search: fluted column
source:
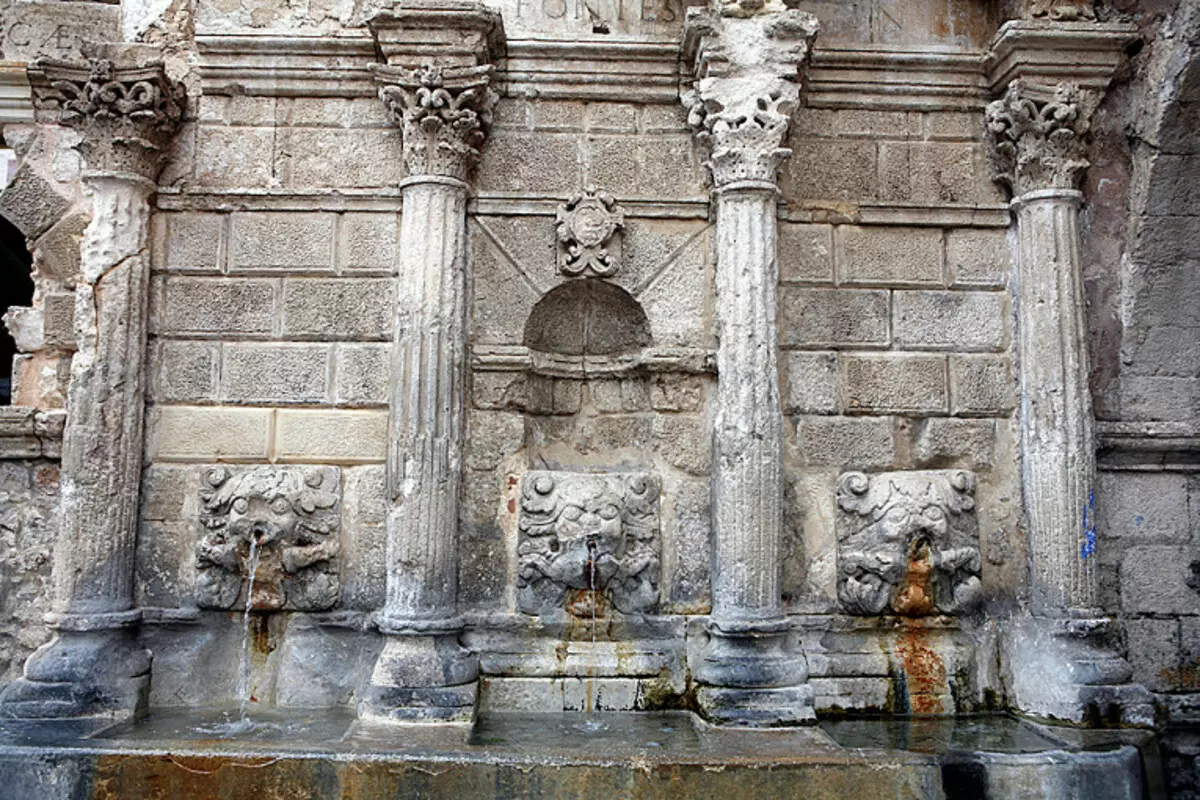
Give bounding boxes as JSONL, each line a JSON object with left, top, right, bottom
{"left": 986, "top": 77, "right": 1151, "bottom": 724}
{"left": 360, "top": 5, "right": 503, "bottom": 723}
{"left": 682, "top": 0, "right": 818, "bottom": 727}
{"left": 383, "top": 178, "right": 469, "bottom": 624}
{"left": 0, "top": 52, "right": 184, "bottom": 720}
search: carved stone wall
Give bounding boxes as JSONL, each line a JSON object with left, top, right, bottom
{"left": 836, "top": 470, "right": 981, "bottom": 616}
{"left": 516, "top": 470, "right": 661, "bottom": 617}
{"left": 195, "top": 465, "right": 341, "bottom": 612}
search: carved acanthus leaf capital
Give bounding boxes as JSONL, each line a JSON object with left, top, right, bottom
{"left": 984, "top": 79, "right": 1098, "bottom": 197}
{"left": 372, "top": 63, "right": 497, "bottom": 183}
{"left": 682, "top": 6, "right": 819, "bottom": 188}
{"left": 32, "top": 57, "right": 185, "bottom": 179}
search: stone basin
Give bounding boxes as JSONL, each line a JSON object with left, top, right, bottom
{"left": 0, "top": 711, "right": 1163, "bottom": 799}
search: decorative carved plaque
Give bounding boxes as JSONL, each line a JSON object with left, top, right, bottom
{"left": 556, "top": 187, "right": 625, "bottom": 277}
{"left": 194, "top": 465, "right": 342, "bottom": 612}
{"left": 836, "top": 470, "right": 982, "bottom": 616}
{"left": 517, "top": 470, "right": 660, "bottom": 616}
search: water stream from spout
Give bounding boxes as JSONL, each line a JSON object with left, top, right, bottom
{"left": 236, "top": 536, "right": 261, "bottom": 720}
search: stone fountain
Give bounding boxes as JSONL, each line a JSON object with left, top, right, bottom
{"left": 0, "top": 0, "right": 1182, "bottom": 797}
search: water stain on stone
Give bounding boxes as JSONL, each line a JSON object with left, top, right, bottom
{"left": 895, "top": 627, "right": 947, "bottom": 715}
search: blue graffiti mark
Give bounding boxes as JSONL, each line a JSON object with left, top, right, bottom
{"left": 1081, "top": 490, "right": 1098, "bottom": 559}
{"left": 1135, "top": 515, "right": 1145, "bottom": 527}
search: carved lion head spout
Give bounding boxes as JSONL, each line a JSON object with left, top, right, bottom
{"left": 517, "top": 471, "right": 661, "bottom": 618}
{"left": 194, "top": 466, "right": 342, "bottom": 612}
{"left": 836, "top": 470, "right": 983, "bottom": 617}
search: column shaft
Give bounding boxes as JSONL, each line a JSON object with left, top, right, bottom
{"left": 383, "top": 179, "right": 469, "bottom": 624}
{"left": 1013, "top": 190, "right": 1097, "bottom": 615}
{"left": 711, "top": 187, "right": 784, "bottom": 624}
{"left": 52, "top": 173, "right": 154, "bottom": 619}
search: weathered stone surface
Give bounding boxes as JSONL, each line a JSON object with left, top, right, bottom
{"left": 221, "top": 343, "right": 330, "bottom": 404}
{"left": 794, "top": 416, "right": 896, "bottom": 470}
{"left": 912, "top": 418, "right": 997, "bottom": 470}
{"left": 783, "top": 351, "right": 840, "bottom": 414}
{"left": 158, "top": 278, "right": 277, "bottom": 336}
{"left": 281, "top": 278, "right": 393, "bottom": 340}
{"left": 150, "top": 340, "right": 219, "bottom": 403}
{"left": 947, "top": 229, "right": 1010, "bottom": 288}
{"left": 780, "top": 287, "right": 890, "bottom": 349}
{"left": 1121, "top": 547, "right": 1200, "bottom": 616}
{"left": 949, "top": 354, "right": 1015, "bottom": 416}
{"left": 837, "top": 226, "right": 942, "bottom": 286}
{"left": 0, "top": 163, "right": 70, "bottom": 238}
{"left": 843, "top": 354, "right": 947, "bottom": 415}
{"left": 0, "top": 462, "right": 58, "bottom": 686}
{"left": 230, "top": 213, "right": 335, "bottom": 272}
{"left": 893, "top": 291, "right": 1007, "bottom": 351}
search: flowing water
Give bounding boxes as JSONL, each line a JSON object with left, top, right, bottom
{"left": 192, "top": 537, "right": 277, "bottom": 738}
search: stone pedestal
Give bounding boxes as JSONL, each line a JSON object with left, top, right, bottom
{"left": 0, "top": 51, "right": 184, "bottom": 720}
{"left": 360, "top": 6, "right": 503, "bottom": 724}
{"left": 983, "top": 42, "right": 1152, "bottom": 725}
{"left": 681, "top": 1, "right": 819, "bottom": 727}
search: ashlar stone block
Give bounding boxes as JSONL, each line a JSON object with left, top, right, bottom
{"left": 780, "top": 287, "right": 890, "bottom": 349}
{"left": 230, "top": 212, "right": 335, "bottom": 272}
{"left": 281, "top": 278, "right": 393, "bottom": 340}
{"left": 838, "top": 226, "right": 943, "bottom": 287}
{"left": 893, "top": 290, "right": 1007, "bottom": 351}
{"left": 843, "top": 354, "right": 948, "bottom": 415}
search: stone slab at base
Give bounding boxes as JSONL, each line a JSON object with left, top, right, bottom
{"left": 0, "top": 710, "right": 1157, "bottom": 800}
{"left": 695, "top": 685, "right": 816, "bottom": 727}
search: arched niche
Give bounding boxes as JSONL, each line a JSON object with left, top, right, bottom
{"left": 523, "top": 279, "right": 652, "bottom": 359}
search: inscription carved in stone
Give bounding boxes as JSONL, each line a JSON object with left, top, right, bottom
{"left": 195, "top": 466, "right": 342, "bottom": 612}
{"left": 836, "top": 470, "right": 982, "bottom": 616}
{"left": 373, "top": 64, "right": 497, "bottom": 182}
{"left": 984, "top": 79, "right": 1097, "bottom": 197}
{"left": 517, "top": 471, "right": 660, "bottom": 617}
{"left": 556, "top": 187, "right": 625, "bottom": 277}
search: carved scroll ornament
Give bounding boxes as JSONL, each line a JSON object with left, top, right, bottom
{"left": 984, "top": 79, "right": 1097, "bottom": 197}
{"left": 556, "top": 187, "right": 625, "bottom": 277}
{"left": 517, "top": 471, "right": 661, "bottom": 617}
{"left": 195, "top": 466, "right": 342, "bottom": 611}
{"left": 33, "top": 57, "right": 185, "bottom": 177}
{"left": 836, "top": 470, "right": 982, "bottom": 616}
{"left": 374, "top": 64, "right": 497, "bottom": 182}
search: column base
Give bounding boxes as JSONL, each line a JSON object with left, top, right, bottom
{"left": 691, "top": 618, "right": 814, "bottom": 727}
{"left": 359, "top": 623, "right": 479, "bottom": 724}
{"left": 1006, "top": 615, "right": 1154, "bottom": 727}
{"left": 696, "top": 685, "right": 816, "bottom": 727}
{"left": 0, "top": 616, "right": 150, "bottom": 721}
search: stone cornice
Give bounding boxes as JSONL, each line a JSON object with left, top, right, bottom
{"left": 681, "top": 4, "right": 820, "bottom": 188}
{"left": 0, "top": 62, "right": 34, "bottom": 125}
{"left": 367, "top": 1, "right": 505, "bottom": 69}
{"left": 28, "top": 51, "right": 185, "bottom": 179}
{"left": 0, "top": 407, "right": 65, "bottom": 460}
{"left": 985, "top": 20, "right": 1139, "bottom": 96}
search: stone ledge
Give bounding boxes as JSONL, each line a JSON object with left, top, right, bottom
{"left": 0, "top": 62, "right": 33, "bottom": 125}
{"left": 0, "top": 406, "right": 65, "bottom": 460}
{"left": 1097, "top": 421, "right": 1200, "bottom": 472}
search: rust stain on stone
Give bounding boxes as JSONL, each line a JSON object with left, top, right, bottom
{"left": 895, "top": 627, "right": 947, "bottom": 715}
{"left": 1161, "top": 656, "right": 1200, "bottom": 690}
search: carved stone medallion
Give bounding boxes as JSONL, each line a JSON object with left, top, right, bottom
{"left": 516, "top": 471, "right": 660, "bottom": 617}
{"left": 194, "top": 465, "right": 342, "bottom": 612}
{"left": 836, "top": 470, "right": 982, "bottom": 616}
{"left": 556, "top": 187, "right": 625, "bottom": 278}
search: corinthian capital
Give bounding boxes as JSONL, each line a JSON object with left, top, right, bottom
{"left": 984, "top": 79, "right": 1098, "bottom": 198}
{"left": 31, "top": 55, "right": 185, "bottom": 179}
{"left": 372, "top": 64, "right": 497, "bottom": 183}
{"left": 682, "top": 3, "right": 819, "bottom": 189}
